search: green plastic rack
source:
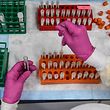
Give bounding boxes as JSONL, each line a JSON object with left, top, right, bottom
{"left": 0, "top": 42, "right": 9, "bottom": 87}
{"left": 0, "top": 0, "right": 26, "bottom": 34}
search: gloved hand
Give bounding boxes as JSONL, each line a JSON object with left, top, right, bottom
{"left": 3, "top": 61, "right": 37, "bottom": 104}
{"left": 56, "top": 21, "right": 95, "bottom": 61}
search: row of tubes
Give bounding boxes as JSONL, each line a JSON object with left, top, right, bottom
{"left": 40, "top": 17, "right": 92, "bottom": 26}
{"left": 41, "top": 61, "right": 91, "bottom": 69}
{"left": 40, "top": 8, "right": 91, "bottom": 17}
{"left": 42, "top": 51, "right": 63, "bottom": 59}
{"left": 42, "top": 71, "right": 100, "bottom": 80}
{"left": 40, "top": 1, "right": 59, "bottom": 9}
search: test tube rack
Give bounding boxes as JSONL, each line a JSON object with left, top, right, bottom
{"left": 37, "top": 3, "right": 93, "bottom": 31}
{"left": 38, "top": 53, "right": 101, "bottom": 85}
{"left": 0, "top": 0, "right": 26, "bottom": 34}
{"left": 0, "top": 42, "right": 9, "bottom": 87}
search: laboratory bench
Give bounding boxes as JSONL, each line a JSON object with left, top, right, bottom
{"left": 0, "top": 0, "right": 110, "bottom": 103}
{"left": 0, "top": 54, "right": 110, "bottom": 103}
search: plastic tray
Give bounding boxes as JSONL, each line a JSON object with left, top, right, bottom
{"left": 0, "top": 42, "right": 9, "bottom": 87}
{"left": 0, "top": 0, "right": 26, "bottom": 34}
{"left": 37, "top": 5, "right": 93, "bottom": 31}
{"left": 38, "top": 54, "right": 101, "bottom": 85}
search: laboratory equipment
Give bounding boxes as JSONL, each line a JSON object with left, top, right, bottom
{"left": 37, "top": 1, "right": 93, "bottom": 31}
{"left": 0, "top": 0, "right": 26, "bottom": 34}
{"left": 0, "top": 42, "right": 9, "bottom": 87}
{"left": 38, "top": 52, "right": 100, "bottom": 85}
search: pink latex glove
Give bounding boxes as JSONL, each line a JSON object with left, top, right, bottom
{"left": 56, "top": 21, "right": 95, "bottom": 61}
{"left": 3, "top": 61, "right": 37, "bottom": 104}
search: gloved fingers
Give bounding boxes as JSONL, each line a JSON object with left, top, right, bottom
{"left": 56, "top": 25, "right": 67, "bottom": 46}
{"left": 56, "top": 25, "right": 65, "bottom": 33}
{"left": 56, "top": 25, "right": 73, "bottom": 46}
{"left": 7, "top": 60, "right": 35, "bottom": 79}
{"left": 62, "top": 37, "right": 66, "bottom": 46}
{"left": 15, "top": 65, "right": 37, "bottom": 80}
{"left": 58, "top": 31, "right": 63, "bottom": 36}
{"left": 11, "top": 60, "right": 33, "bottom": 72}
{"left": 18, "top": 71, "right": 31, "bottom": 83}
{"left": 10, "top": 61, "right": 24, "bottom": 72}
{"left": 21, "top": 64, "right": 37, "bottom": 73}
{"left": 80, "top": 25, "right": 87, "bottom": 30}
{"left": 56, "top": 25, "right": 68, "bottom": 35}
{"left": 29, "top": 65, "right": 37, "bottom": 72}
{"left": 59, "top": 20, "right": 79, "bottom": 35}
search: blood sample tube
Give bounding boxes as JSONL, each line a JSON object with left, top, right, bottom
{"left": 40, "top": 9, "right": 44, "bottom": 17}
{"left": 51, "top": 9, "right": 55, "bottom": 17}
{"left": 83, "top": 71, "right": 89, "bottom": 79}
{"left": 59, "top": 61, "right": 64, "bottom": 69}
{"left": 70, "top": 62, "right": 76, "bottom": 68}
{"left": 61, "top": 9, "right": 66, "bottom": 17}
{"left": 60, "top": 72, "right": 65, "bottom": 79}
{"left": 53, "top": 62, "right": 58, "bottom": 69}
{"left": 54, "top": 72, "right": 59, "bottom": 80}
{"left": 56, "top": 9, "right": 60, "bottom": 17}
{"left": 51, "top": 18, "right": 55, "bottom": 26}
{"left": 48, "top": 72, "right": 52, "bottom": 80}
{"left": 46, "top": 9, "right": 50, "bottom": 17}
{"left": 95, "top": 72, "right": 100, "bottom": 79}
{"left": 41, "top": 62, "right": 46, "bottom": 69}
{"left": 56, "top": 18, "right": 60, "bottom": 25}
{"left": 88, "top": 18, "right": 92, "bottom": 25}
{"left": 42, "top": 72, "right": 47, "bottom": 80}
{"left": 71, "top": 9, "right": 76, "bottom": 17}
{"left": 77, "top": 72, "right": 83, "bottom": 79}
{"left": 89, "top": 73, "right": 95, "bottom": 79}
{"left": 71, "top": 72, "right": 76, "bottom": 79}
{"left": 23, "top": 56, "right": 29, "bottom": 71}
{"left": 65, "top": 61, "right": 70, "bottom": 69}
{"left": 72, "top": 18, "right": 76, "bottom": 24}
{"left": 48, "top": 61, "right": 52, "bottom": 69}
{"left": 41, "top": 18, "right": 45, "bottom": 26}
{"left": 46, "top": 18, "right": 50, "bottom": 25}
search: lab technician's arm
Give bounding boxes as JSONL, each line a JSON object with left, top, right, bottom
{"left": 1, "top": 61, "right": 37, "bottom": 110}
{"left": 56, "top": 21, "right": 110, "bottom": 86}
